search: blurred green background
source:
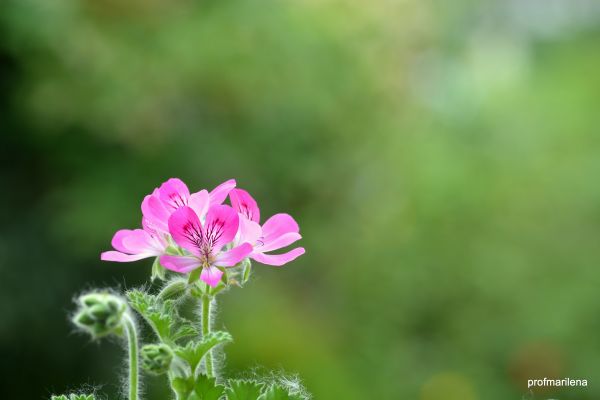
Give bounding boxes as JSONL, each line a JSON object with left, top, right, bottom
{"left": 1, "top": 0, "right": 600, "bottom": 399}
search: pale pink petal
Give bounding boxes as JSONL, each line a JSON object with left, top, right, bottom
{"left": 111, "top": 229, "right": 133, "bottom": 253}
{"left": 141, "top": 193, "right": 170, "bottom": 233}
{"left": 209, "top": 179, "right": 236, "bottom": 206}
{"left": 251, "top": 247, "right": 305, "bottom": 266}
{"left": 158, "top": 178, "right": 190, "bottom": 211}
{"left": 188, "top": 190, "right": 209, "bottom": 218}
{"left": 237, "top": 217, "right": 262, "bottom": 246}
{"left": 101, "top": 251, "right": 154, "bottom": 262}
{"left": 260, "top": 232, "right": 302, "bottom": 252}
{"left": 229, "top": 188, "right": 260, "bottom": 223}
{"left": 203, "top": 205, "right": 239, "bottom": 253}
{"left": 168, "top": 207, "right": 203, "bottom": 256}
{"left": 214, "top": 243, "right": 253, "bottom": 267}
{"left": 142, "top": 218, "right": 169, "bottom": 248}
{"left": 261, "top": 214, "right": 300, "bottom": 242}
{"left": 200, "top": 265, "right": 224, "bottom": 287}
{"left": 160, "top": 255, "right": 200, "bottom": 273}
{"left": 122, "top": 229, "right": 161, "bottom": 254}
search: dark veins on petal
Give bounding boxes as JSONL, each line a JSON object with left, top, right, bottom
{"left": 167, "top": 193, "right": 187, "bottom": 210}
{"left": 183, "top": 222, "right": 203, "bottom": 248}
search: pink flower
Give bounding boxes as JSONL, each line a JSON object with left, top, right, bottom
{"left": 230, "top": 189, "right": 305, "bottom": 266}
{"left": 101, "top": 222, "right": 168, "bottom": 262}
{"left": 160, "top": 205, "right": 253, "bottom": 287}
{"left": 142, "top": 178, "right": 236, "bottom": 234}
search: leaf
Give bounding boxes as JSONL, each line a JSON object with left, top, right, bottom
{"left": 127, "top": 290, "right": 173, "bottom": 342}
{"left": 193, "top": 374, "right": 224, "bottom": 400}
{"left": 51, "top": 395, "right": 95, "bottom": 400}
{"left": 225, "top": 379, "right": 263, "bottom": 400}
{"left": 257, "top": 385, "right": 303, "bottom": 400}
{"left": 126, "top": 289, "right": 197, "bottom": 343}
{"left": 172, "top": 376, "right": 195, "bottom": 398}
{"left": 172, "top": 322, "right": 199, "bottom": 341}
{"left": 174, "top": 331, "right": 233, "bottom": 373}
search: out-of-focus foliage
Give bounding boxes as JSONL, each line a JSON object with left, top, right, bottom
{"left": 1, "top": 0, "right": 600, "bottom": 399}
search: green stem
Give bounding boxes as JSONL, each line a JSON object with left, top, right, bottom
{"left": 123, "top": 313, "right": 139, "bottom": 400}
{"left": 202, "top": 294, "right": 214, "bottom": 377}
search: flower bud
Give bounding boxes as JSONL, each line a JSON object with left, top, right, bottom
{"left": 73, "top": 292, "right": 127, "bottom": 338}
{"left": 141, "top": 343, "right": 173, "bottom": 375}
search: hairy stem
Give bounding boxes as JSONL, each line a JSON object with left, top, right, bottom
{"left": 123, "top": 313, "right": 140, "bottom": 400}
{"left": 202, "top": 294, "right": 214, "bottom": 377}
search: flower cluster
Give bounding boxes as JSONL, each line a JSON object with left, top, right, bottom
{"left": 101, "top": 178, "right": 305, "bottom": 287}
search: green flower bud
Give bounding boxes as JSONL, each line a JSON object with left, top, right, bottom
{"left": 73, "top": 292, "right": 127, "bottom": 338}
{"left": 141, "top": 343, "right": 173, "bottom": 375}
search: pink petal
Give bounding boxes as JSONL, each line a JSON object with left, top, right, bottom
{"left": 158, "top": 178, "right": 190, "bottom": 211}
{"left": 141, "top": 193, "right": 170, "bottom": 233}
{"left": 261, "top": 214, "right": 300, "bottom": 242}
{"left": 111, "top": 229, "right": 133, "bottom": 253}
{"left": 160, "top": 255, "right": 200, "bottom": 273}
{"left": 229, "top": 188, "right": 260, "bottom": 223}
{"left": 209, "top": 179, "right": 236, "bottom": 206}
{"left": 237, "top": 217, "right": 262, "bottom": 246}
{"left": 203, "top": 205, "right": 239, "bottom": 253}
{"left": 188, "top": 190, "right": 209, "bottom": 218}
{"left": 168, "top": 207, "right": 203, "bottom": 256}
{"left": 214, "top": 243, "right": 253, "bottom": 267}
{"left": 122, "top": 229, "right": 162, "bottom": 254}
{"left": 101, "top": 251, "right": 154, "bottom": 262}
{"left": 142, "top": 218, "right": 169, "bottom": 248}
{"left": 260, "top": 232, "right": 302, "bottom": 252}
{"left": 251, "top": 247, "right": 305, "bottom": 266}
{"left": 200, "top": 265, "right": 224, "bottom": 287}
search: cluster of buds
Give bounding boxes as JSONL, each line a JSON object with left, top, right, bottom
{"left": 73, "top": 293, "right": 127, "bottom": 338}
{"left": 141, "top": 344, "right": 173, "bottom": 375}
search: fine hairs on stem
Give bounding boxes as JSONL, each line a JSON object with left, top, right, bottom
{"left": 201, "top": 294, "right": 215, "bottom": 378}
{"left": 122, "top": 313, "right": 139, "bottom": 400}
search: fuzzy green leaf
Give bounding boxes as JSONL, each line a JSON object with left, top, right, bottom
{"left": 174, "top": 331, "right": 233, "bottom": 372}
{"left": 127, "top": 290, "right": 172, "bottom": 342}
{"left": 126, "top": 289, "right": 197, "bottom": 343}
{"left": 225, "top": 379, "right": 264, "bottom": 400}
{"left": 51, "top": 395, "right": 95, "bottom": 400}
{"left": 172, "top": 322, "right": 199, "bottom": 342}
{"left": 172, "top": 376, "right": 195, "bottom": 398}
{"left": 258, "top": 385, "right": 304, "bottom": 400}
{"left": 191, "top": 374, "right": 224, "bottom": 400}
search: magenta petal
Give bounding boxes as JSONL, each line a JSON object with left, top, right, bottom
{"left": 168, "top": 207, "right": 203, "bottom": 256}
{"left": 203, "top": 205, "right": 239, "bottom": 253}
{"left": 209, "top": 179, "right": 236, "bottom": 206}
{"left": 251, "top": 247, "right": 305, "bottom": 266}
{"left": 188, "top": 190, "right": 209, "bottom": 218}
{"left": 101, "top": 251, "right": 153, "bottom": 262}
{"left": 160, "top": 255, "right": 200, "bottom": 273}
{"left": 200, "top": 266, "right": 224, "bottom": 287}
{"left": 229, "top": 188, "right": 260, "bottom": 223}
{"left": 141, "top": 193, "right": 170, "bottom": 233}
{"left": 261, "top": 214, "right": 300, "bottom": 242}
{"left": 260, "top": 232, "right": 302, "bottom": 252}
{"left": 158, "top": 178, "right": 190, "bottom": 209}
{"left": 214, "top": 243, "right": 253, "bottom": 267}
